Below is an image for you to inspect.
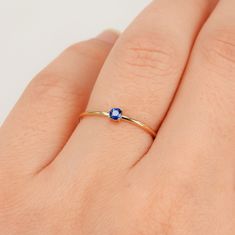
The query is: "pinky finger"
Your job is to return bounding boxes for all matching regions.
[0,30,119,176]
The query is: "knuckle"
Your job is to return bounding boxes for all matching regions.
[29,38,112,103]
[29,71,79,104]
[200,29,235,74]
[115,34,178,78]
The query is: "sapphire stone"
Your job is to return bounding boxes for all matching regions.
[109,108,122,121]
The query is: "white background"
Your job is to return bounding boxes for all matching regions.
[0,0,150,124]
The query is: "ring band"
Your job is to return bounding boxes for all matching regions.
[79,108,156,138]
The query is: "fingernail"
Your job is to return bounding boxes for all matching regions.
[96,29,120,44]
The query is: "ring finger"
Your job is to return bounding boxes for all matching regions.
[54,0,218,174]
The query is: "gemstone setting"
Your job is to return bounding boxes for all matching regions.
[109,108,122,121]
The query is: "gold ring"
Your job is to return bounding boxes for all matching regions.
[79,108,156,138]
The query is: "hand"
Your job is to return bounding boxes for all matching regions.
[1,0,235,234]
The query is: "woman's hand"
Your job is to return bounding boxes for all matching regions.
[1,0,235,234]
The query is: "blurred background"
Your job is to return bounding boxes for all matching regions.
[0,0,149,124]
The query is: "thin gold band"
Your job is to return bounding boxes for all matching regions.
[79,111,156,138]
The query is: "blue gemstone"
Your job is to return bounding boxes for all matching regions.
[109,108,122,120]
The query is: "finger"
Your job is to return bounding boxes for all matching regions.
[0,31,118,176]
[53,0,218,177]
[141,0,235,184]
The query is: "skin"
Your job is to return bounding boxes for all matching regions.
[0,0,235,234]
